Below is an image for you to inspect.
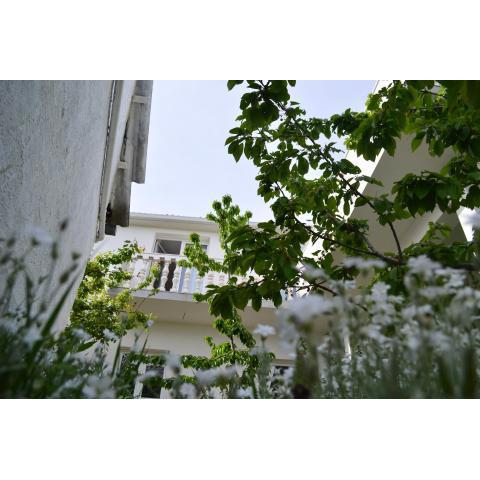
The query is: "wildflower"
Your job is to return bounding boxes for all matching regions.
[82,376,115,399]
[146,319,154,328]
[165,353,182,371]
[360,324,387,344]
[280,294,334,324]
[137,370,160,382]
[196,369,218,386]
[24,325,42,346]
[253,324,276,338]
[407,255,441,277]
[343,257,386,271]
[302,265,327,280]
[236,387,253,398]
[439,269,465,289]
[102,329,118,342]
[180,383,196,399]
[277,315,299,353]
[0,317,20,334]
[428,331,450,352]
[196,366,236,386]
[72,328,91,341]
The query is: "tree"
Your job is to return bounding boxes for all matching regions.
[68,240,155,343]
[178,80,480,398]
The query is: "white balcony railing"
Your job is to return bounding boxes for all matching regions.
[124,253,253,295]
[124,253,299,300]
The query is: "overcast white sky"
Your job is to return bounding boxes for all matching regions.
[131,80,375,221]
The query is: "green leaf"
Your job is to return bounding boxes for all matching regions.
[77,340,96,352]
[252,294,262,312]
[272,291,282,307]
[355,196,369,208]
[468,136,480,158]
[298,157,309,175]
[227,80,243,91]
[462,81,480,109]
[411,133,425,152]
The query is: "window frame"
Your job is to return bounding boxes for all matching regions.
[119,348,169,399]
[151,233,209,256]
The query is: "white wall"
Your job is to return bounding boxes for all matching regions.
[112,318,293,365]
[95,221,223,259]
[0,80,138,328]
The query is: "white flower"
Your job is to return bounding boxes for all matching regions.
[196,366,236,386]
[236,387,253,398]
[72,328,91,341]
[278,315,300,353]
[180,383,196,399]
[24,325,42,346]
[428,331,450,351]
[302,265,327,280]
[61,378,81,391]
[369,282,390,299]
[196,369,217,386]
[253,324,276,338]
[102,329,118,342]
[280,294,334,324]
[82,376,114,399]
[165,353,182,370]
[361,324,387,344]
[344,257,386,270]
[419,286,447,300]
[407,255,441,277]
[146,319,154,328]
[137,370,159,382]
[439,269,465,289]
[0,317,20,334]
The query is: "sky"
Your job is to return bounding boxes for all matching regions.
[131,80,376,222]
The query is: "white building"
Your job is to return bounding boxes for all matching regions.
[345,81,474,252]
[0,80,153,327]
[96,213,293,398]
[96,81,477,398]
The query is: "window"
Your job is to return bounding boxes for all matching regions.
[270,364,293,395]
[184,243,208,252]
[154,238,208,255]
[140,364,165,399]
[272,365,292,376]
[154,239,182,255]
[118,351,166,399]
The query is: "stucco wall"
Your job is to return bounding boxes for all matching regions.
[0,80,136,328]
[118,319,290,360]
[95,221,223,258]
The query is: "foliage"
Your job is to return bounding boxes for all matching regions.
[0,225,161,398]
[0,225,114,398]
[68,240,155,342]
[169,80,480,398]
[4,80,480,399]
[159,256,480,399]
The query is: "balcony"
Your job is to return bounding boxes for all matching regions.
[124,253,263,294]
[118,253,302,328]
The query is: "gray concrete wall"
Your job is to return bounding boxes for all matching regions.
[0,81,126,328]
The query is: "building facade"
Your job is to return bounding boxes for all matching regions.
[96,81,477,398]
[96,213,293,398]
[0,80,153,327]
